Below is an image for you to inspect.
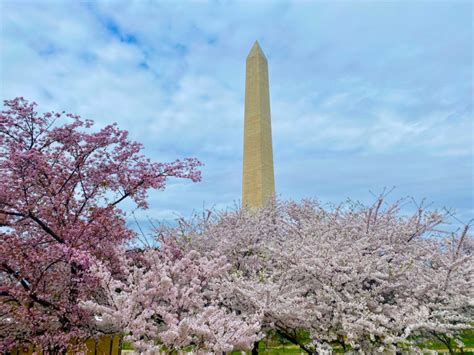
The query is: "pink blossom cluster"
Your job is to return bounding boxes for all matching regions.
[0,98,202,352]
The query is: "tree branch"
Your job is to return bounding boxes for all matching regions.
[1,262,60,310]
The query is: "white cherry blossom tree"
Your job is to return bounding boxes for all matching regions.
[172,198,472,354]
[83,239,261,353]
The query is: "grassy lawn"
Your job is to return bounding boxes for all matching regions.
[415,330,474,351]
[122,331,474,353]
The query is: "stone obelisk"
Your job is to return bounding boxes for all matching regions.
[242,41,275,208]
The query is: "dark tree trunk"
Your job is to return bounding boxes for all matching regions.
[252,341,259,355]
[275,329,314,354]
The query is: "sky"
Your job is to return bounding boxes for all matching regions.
[1,0,472,233]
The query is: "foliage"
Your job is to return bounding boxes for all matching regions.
[0,98,202,352]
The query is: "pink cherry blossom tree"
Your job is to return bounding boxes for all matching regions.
[82,239,261,353]
[0,97,202,352]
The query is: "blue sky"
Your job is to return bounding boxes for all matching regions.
[1,0,472,231]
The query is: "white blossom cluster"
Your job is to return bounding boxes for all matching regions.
[85,198,473,353]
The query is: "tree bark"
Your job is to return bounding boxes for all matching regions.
[275,329,314,354]
[252,341,259,355]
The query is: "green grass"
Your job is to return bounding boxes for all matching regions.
[122,331,474,353]
[228,343,304,354]
[462,332,474,348]
[415,330,474,351]
[121,341,134,350]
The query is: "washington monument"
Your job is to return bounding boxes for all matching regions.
[242,41,275,208]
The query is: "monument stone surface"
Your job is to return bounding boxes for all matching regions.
[242,41,275,208]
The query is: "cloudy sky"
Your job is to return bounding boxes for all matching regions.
[1,0,472,231]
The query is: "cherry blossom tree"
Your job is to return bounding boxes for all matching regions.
[167,198,473,354]
[0,97,202,352]
[408,225,473,354]
[83,239,261,353]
